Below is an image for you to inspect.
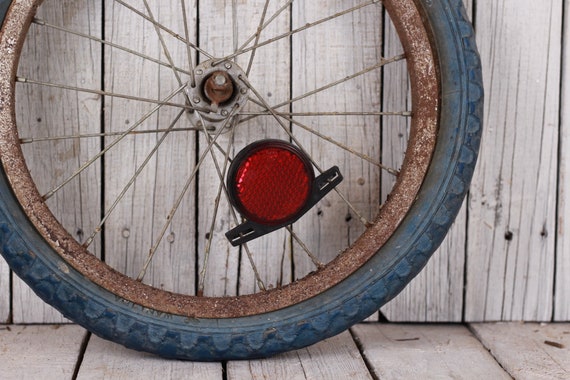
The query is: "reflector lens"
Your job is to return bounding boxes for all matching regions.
[229,141,314,226]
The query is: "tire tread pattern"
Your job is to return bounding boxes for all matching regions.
[0,0,483,360]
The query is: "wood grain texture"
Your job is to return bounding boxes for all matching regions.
[0,325,86,380]
[197,0,292,297]
[471,323,570,379]
[12,0,102,324]
[382,208,466,322]
[227,331,372,380]
[1,0,569,325]
[352,324,510,379]
[291,0,382,281]
[103,0,197,295]
[380,0,471,322]
[196,0,242,297]
[0,259,9,322]
[78,334,223,380]
[555,1,570,321]
[465,0,562,321]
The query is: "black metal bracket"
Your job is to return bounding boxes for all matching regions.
[225,166,343,246]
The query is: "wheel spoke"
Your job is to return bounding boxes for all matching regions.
[31,17,192,77]
[42,84,187,201]
[244,0,272,76]
[217,0,380,63]
[239,75,372,227]
[277,113,400,176]
[16,76,191,110]
[141,0,188,93]
[241,244,267,292]
[238,110,412,117]
[136,104,241,282]
[286,226,324,269]
[197,126,236,296]
[0,0,454,326]
[180,0,197,87]
[279,55,405,111]
[194,115,267,293]
[83,110,185,248]
[19,126,202,144]
[234,0,294,59]
[239,54,405,125]
[114,0,214,60]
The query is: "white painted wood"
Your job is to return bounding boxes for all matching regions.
[0,325,86,380]
[382,208,466,322]
[352,324,510,379]
[465,0,562,321]
[291,0,382,279]
[232,0,292,296]
[555,1,570,321]
[193,0,239,297]
[1,0,568,326]
[377,4,412,323]
[380,1,471,322]
[471,323,570,379]
[11,286,69,324]
[197,0,291,297]
[78,333,223,380]
[103,0,197,294]
[227,331,372,380]
[0,258,8,322]
[13,0,102,324]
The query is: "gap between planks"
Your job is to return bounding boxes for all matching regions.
[3,323,569,379]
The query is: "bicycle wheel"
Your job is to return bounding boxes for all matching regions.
[0,0,482,360]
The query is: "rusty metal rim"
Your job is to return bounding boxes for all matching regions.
[0,0,439,318]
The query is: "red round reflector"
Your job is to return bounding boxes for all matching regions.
[228,140,314,226]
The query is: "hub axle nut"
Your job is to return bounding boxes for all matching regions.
[204,71,234,105]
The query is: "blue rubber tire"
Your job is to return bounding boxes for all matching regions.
[0,0,483,360]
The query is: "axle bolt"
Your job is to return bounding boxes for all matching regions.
[214,74,227,86]
[204,71,234,105]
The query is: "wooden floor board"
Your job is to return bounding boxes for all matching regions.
[0,325,86,380]
[76,334,223,380]
[471,323,570,379]
[351,324,510,379]
[3,323,570,379]
[0,259,9,322]
[227,331,372,380]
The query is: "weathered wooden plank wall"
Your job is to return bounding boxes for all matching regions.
[465,0,562,322]
[11,0,102,323]
[381,0,472,322]
[0,0,568,324]
[556,0,570,322]
[0,257,7,322]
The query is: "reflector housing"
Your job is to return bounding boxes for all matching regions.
[226,140,343,246]
[228,140,314,226]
